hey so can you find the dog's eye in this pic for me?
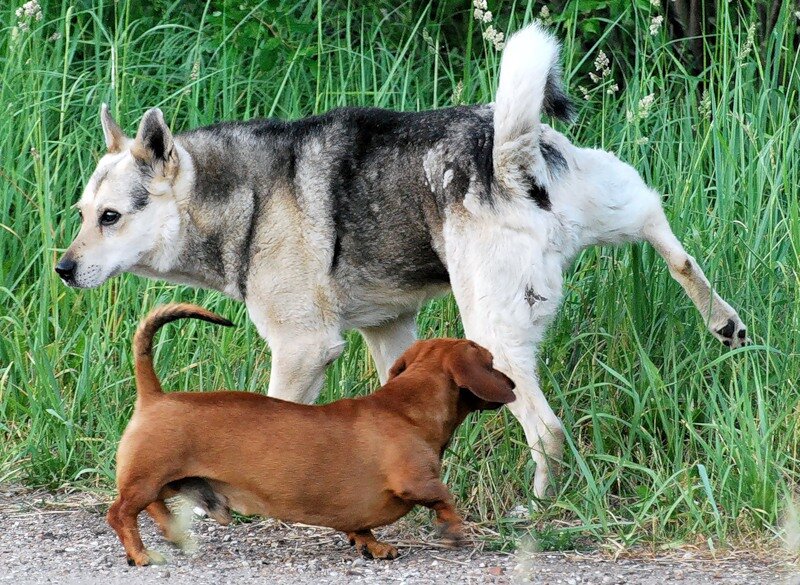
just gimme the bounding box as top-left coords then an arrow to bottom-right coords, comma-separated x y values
99,210 -> 121,226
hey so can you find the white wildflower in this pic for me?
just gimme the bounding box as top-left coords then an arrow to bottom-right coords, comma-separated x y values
474,8 -> 484,20
48,31 -> 61,42
636,136 -> 650,145
649,14 -> 664,35
637,93 -> 655,119
537,5 -> 552,26
482,11 -> 493,23
626,109 -> 635,123
190,61 -> 200,81
578,85 -> 590,101
594,50 -> 610,74
606,82 -> 619,95
482,25 -> 505,51
650,0 -> 659,6
473,0 -> 488,9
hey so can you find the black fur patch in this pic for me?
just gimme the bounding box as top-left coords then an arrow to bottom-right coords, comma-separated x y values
237,192 -> 258,297
543,69 -> 576,122
526,182 -> 551,210
130,183 -> 149,211
541,141 -> 567,174
524,285 -> 547,306
716,319 -> 736,339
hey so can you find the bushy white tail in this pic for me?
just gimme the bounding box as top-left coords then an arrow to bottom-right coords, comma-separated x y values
493,23 -> 572,154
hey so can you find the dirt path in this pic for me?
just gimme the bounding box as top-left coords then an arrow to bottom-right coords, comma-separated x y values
0,486 -> 796,584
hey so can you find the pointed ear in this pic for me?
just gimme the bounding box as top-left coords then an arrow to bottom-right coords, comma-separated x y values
447,343 -> 516,408
131,108 -> 176,172
100,103 -> 128,153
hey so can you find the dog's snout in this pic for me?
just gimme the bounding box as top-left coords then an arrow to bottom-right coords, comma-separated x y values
55,256 -> 77,281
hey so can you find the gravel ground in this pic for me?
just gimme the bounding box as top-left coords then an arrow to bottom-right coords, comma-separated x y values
1,485 -> 797,584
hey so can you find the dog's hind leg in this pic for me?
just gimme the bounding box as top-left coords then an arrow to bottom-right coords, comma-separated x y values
108,491 -> 167,566
145,500 -> 192,549
446,214 -> 565,500
346,530 -> 399,560
359,313 -> 417,383
642,209 -> 748,348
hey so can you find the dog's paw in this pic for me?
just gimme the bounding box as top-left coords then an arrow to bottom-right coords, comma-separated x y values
712,315 -> 749,349
126,549 -> 167,567
437,522 -> 467,547
357,541 -> 399,560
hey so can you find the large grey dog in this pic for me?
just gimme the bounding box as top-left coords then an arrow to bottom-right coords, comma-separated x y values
56,24 -> 747,498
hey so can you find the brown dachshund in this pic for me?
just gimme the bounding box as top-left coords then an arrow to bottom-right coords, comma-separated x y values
108,303 -> 516,566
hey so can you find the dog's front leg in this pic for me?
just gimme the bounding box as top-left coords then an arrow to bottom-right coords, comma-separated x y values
346,530 -> 399,560
359,312 -> 418,383
263,327 -> 346,404
391,475 -> 466,546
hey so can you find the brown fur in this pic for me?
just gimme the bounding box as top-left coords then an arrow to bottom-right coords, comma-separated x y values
108,303 -> 516,566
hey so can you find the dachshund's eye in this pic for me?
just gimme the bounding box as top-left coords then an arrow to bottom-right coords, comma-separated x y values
76,208 -> 83,220
99,210 -> 121,226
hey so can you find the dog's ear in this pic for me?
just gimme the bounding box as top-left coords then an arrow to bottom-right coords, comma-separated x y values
132,108 -> 177,176
387,341 -> 422,381
387,355 -> 407,380
447,343 -> 516,409
100,103 -> 128,153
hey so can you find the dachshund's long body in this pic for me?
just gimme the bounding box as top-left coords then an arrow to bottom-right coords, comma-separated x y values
109,303 -> 516,566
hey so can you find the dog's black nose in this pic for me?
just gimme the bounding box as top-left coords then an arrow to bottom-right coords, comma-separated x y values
55,257 -> 77,281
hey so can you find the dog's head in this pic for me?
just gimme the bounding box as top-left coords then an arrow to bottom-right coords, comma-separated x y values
55,105 -> 187,288
388,339 -> 516,412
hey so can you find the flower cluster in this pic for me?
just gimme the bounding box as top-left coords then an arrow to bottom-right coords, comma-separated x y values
473,1 -> 504,51
626,93 -> 655,123
536,5 -> 553,27
649,14 -> 664,36
586,50 -> 618,95
12,0 -> 42,39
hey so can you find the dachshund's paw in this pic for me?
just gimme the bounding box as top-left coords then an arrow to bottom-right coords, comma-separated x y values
357,540 -> 399,560
126,549 -> 167,566
438,521 -> 467,547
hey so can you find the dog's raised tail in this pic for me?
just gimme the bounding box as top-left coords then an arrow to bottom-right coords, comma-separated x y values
133,303 -> 233,401
493,23 -> 573,154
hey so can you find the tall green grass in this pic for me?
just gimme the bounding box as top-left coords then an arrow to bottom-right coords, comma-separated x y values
0,0 -> 798,550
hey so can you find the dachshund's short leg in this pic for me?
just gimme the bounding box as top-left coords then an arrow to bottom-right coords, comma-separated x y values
346,530 -> 399,560
108,493 -> 167,566
392,477 -> 466,546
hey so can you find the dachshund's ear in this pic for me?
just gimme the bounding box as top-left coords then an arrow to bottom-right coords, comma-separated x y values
387,341 -> 423,381
387,355 -> 407,380
447,343 -> 516,408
